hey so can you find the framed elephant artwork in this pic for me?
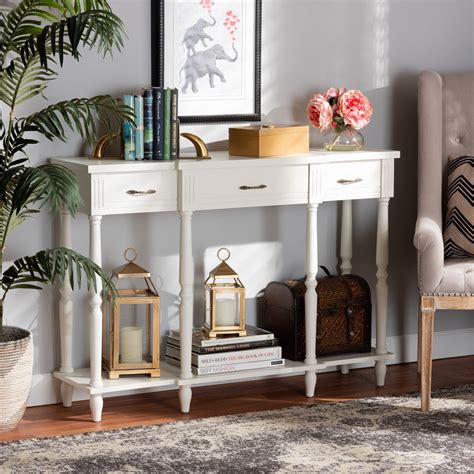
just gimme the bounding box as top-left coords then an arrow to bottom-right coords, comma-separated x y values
151,0 -> 262,123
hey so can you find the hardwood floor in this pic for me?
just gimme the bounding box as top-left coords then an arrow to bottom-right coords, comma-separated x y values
1,356 -> 472,443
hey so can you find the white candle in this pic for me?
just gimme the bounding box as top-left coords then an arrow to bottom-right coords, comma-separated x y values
120,326 -> 143,363
215,299 -> 237,327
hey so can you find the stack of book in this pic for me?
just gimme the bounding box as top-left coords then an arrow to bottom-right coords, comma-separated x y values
122,87 -> 179,161
165,326 -> 284,375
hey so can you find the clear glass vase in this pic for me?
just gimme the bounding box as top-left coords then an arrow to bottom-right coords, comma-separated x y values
323,127 -> 364,151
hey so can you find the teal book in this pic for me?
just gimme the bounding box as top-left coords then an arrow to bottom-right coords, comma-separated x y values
170,88 -> 179,160
143,89 -> 153,160
122,94 -> 135,161
163,88 -> 171,161
134,95 -> 144,160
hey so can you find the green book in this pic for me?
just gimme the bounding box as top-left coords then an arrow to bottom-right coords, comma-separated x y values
163,88 -> 171,160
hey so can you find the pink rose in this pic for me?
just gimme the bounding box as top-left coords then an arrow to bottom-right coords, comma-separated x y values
307,94 -> 333,131
338,89 -> 373,130
324,87 -> 346,100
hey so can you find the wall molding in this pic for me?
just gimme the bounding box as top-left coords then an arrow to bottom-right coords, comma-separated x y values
27,328 -> 474,407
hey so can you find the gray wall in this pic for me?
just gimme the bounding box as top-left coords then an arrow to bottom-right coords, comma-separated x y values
4,0 -> 473,375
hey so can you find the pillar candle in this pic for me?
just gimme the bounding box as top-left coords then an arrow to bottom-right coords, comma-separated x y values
215,299 -> 237,327
120,326 -> 143,363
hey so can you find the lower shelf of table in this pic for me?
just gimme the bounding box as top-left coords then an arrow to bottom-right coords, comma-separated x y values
53,366 -> 179,396
318,349 -> 395,367
53,350 -> 393,396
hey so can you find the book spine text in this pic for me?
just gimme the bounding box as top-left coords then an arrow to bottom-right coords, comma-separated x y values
163,88 -> 171,160
143,89 -> 153,160
152,87 -> 163,160
170,88 -> 178,160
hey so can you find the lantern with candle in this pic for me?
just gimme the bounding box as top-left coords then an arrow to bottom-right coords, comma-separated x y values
204,248 -> 246,338
102,248 -> 160,378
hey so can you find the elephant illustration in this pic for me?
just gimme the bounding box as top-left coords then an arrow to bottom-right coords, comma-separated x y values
182,16 -> 216,57
180,44 -> 238,94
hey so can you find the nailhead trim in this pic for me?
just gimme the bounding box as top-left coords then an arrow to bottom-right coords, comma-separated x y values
421,292 -> 474,297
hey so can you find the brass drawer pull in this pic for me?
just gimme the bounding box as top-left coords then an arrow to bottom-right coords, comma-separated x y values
126,189 -> 157,196
337,178 -> 362,185
239,184 -> 267,190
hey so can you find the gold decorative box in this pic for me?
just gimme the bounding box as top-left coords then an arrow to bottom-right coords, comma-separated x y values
229,125 -> 309,158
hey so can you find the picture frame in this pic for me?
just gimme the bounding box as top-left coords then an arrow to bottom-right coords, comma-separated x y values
151,0 -> 262,124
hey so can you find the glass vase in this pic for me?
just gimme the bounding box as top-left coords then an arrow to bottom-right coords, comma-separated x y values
323,127 -> 364,151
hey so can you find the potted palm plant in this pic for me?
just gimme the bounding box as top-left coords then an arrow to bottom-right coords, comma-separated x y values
0,0 -> 133,432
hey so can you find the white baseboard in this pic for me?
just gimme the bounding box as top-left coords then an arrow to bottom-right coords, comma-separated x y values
27,328 -> 474,407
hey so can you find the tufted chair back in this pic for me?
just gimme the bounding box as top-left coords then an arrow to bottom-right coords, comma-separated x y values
418,71 -> 474,220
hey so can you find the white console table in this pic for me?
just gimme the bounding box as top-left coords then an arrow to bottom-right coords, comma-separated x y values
52,148 -> 399,422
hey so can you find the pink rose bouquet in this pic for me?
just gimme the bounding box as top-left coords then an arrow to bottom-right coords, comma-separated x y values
307,88 -> 373,150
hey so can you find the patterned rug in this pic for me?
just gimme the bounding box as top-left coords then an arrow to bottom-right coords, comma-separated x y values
0,385 -> 472,473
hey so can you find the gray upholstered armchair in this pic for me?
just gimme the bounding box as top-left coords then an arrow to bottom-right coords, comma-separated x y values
414,70 -> 474,411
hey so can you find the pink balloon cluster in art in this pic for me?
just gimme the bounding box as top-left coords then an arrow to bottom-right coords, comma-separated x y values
199,0 -> 214,13
223,9 -> 240,42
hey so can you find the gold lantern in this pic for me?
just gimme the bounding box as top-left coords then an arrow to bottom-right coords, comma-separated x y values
102,248 -> 160,379
204,248 -> 246,338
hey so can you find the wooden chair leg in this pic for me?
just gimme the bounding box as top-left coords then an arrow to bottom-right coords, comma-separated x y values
417,309 -> 422,374
420,297 -> 435,412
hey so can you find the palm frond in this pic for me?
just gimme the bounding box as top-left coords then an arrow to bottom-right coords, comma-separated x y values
1,120 -> 38,161
0,50 -> 58,107
1,247 -> 116,299
0,163 -> 81,247
0,1 -> 63,67
1,0 -> 124,116
24,95 -> 133,143
11,163 -> 82,215
5,7 -> 124,74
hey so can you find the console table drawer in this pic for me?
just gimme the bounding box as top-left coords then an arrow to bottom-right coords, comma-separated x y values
182,165 -> 309,210
92,171 -> 177,215
319,160 -> 381,201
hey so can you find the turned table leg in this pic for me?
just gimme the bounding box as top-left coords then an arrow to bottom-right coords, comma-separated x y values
59,209 -> 74,406
340,200 -> 353,375
304,203 -> 319,397
89,215 -> 103,422
179,211 -> 194,413
375,197 -> 389,387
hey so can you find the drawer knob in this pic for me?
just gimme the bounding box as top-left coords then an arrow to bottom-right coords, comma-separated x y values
239,184 -> 267,190
337,178 -> 362,185
126,189 -> 157,196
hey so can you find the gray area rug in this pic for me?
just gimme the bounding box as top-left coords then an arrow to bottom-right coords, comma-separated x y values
0,385 -> 472,473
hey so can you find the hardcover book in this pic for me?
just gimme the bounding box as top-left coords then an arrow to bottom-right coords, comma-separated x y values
152,87 -> 164,160
163,88 -> 171,161
170,88 -> 178,160
122,94 -> 135,161
168,326 -> 274,348
165,345 -> 282,368
134,95 -> 144,160
165,356 -> 285,375
143,89 -> 153,160
166,335 -> 278,354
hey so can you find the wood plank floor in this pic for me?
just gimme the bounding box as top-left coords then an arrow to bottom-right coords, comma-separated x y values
1,356 -> 472,443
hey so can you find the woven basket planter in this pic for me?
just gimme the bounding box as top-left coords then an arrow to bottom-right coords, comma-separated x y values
0,326 -> 33,433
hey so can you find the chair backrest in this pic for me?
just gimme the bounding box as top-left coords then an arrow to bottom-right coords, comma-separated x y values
418,71 -> 474,211
442,72 -> 474,171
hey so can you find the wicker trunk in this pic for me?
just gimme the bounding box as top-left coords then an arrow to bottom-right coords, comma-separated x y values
262,271 -> 371,361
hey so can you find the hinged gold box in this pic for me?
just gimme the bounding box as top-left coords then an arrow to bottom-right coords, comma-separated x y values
229,125 -> 309,158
